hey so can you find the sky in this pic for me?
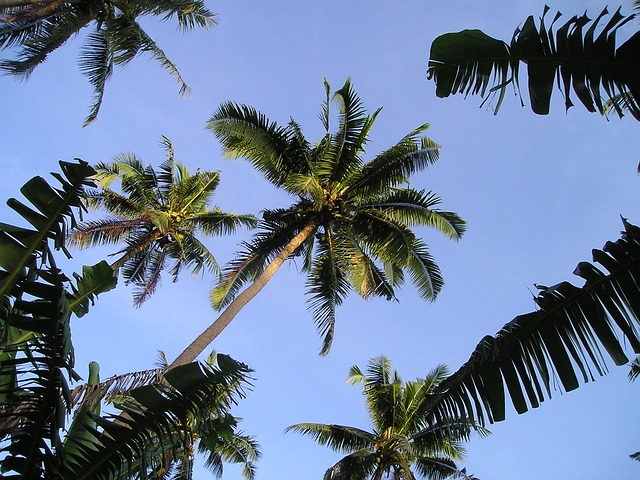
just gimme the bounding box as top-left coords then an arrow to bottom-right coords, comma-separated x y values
2,1 -> 640,479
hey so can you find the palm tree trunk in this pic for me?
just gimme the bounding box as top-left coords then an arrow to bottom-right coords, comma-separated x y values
168,221 -> 317,369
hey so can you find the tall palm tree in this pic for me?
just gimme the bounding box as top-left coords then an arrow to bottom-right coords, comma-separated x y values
70,136 -> 257,306
0,0 -> 216,125
287,356 -> 484,480
427,5 -> 640,120
169,79 -> 466,367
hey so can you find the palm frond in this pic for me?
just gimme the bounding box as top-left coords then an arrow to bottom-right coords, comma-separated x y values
427,218 -> 640,429
323,78 -> 374,183
347,133 -> 440,199
285,423 -> 374,454
365,189 -> 466,240
427,6 -> 640,120
305,229 -> 351,355
79,27 -> 113,127
207,102 -> 311,188
406,239 -> 444,301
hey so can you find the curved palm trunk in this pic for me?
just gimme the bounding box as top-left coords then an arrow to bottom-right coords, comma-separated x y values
169,221 -> 317,369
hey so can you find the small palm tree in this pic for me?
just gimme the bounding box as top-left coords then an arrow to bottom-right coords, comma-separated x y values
287,356 -> 485,480
170,79 -> 465,367
70,136 -> 257,306
0,0 -> 216,125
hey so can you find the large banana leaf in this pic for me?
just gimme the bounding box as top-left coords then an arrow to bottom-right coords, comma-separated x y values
427,218 -> 640,428
427,6 -> 640,119
62,356 -> 252,480
0,160 -> 116,478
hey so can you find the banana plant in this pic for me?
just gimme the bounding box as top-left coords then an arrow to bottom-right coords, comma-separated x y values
0,159 -> 117,477
427,6 -> 640,120
0,160 -> 255,479
426,217 -> 640,430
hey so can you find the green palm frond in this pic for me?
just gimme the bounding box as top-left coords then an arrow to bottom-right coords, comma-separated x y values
80,26 -> 113,126
347,132 -> 440,199
406,239 -> 444,301
285,423 -> 374,453
352,209 -> 416,262
427,218 -> 640,430
427,6 -> 640,120
629,356 -> 640,382
200,430 -> 261,480
207,102 -> 310,188
131,247 -> 166,306
1,0 -> 216,125
305,229 -> 352,355
366,189 -> 465,240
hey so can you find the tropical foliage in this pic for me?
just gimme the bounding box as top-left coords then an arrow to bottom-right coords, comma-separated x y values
287,356 -> 484,480
170,78 -> 465,367
427,5 -> 640,120
423,218 -> 640,432
70,136 -> 257,306
0,0 -> 216,125
0,160 -> 256,479
70,352 -> 261,479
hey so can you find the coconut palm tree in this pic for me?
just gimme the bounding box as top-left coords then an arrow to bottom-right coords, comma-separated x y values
0,0 -> 216,125
287,356 -> 484,480
169,79 -> 466,367
427,5 -> 640,120
70,136 -> 257,306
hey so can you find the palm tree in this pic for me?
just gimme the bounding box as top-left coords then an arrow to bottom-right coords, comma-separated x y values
427,5 -> 640,120
0,0 -> 216,125
169,79 -> 466,367
70,136 -> 257,306
287,356 -> 484,480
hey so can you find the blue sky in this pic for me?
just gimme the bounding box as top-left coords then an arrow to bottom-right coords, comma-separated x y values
2,1 -> 640,478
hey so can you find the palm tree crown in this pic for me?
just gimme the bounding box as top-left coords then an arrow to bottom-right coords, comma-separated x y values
287,356 -> 484,480
0,0 -> 216,125
70,136 -> 257,306
170,78 -> 465,366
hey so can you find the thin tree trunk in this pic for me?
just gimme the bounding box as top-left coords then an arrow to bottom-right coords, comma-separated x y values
168,221 -> 317,369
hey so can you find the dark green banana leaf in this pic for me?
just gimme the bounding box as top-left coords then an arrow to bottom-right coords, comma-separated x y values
62,356 -> 252,480
428,218 -> 640,428
427,6 -> 640,120
0,160 -> 117,478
